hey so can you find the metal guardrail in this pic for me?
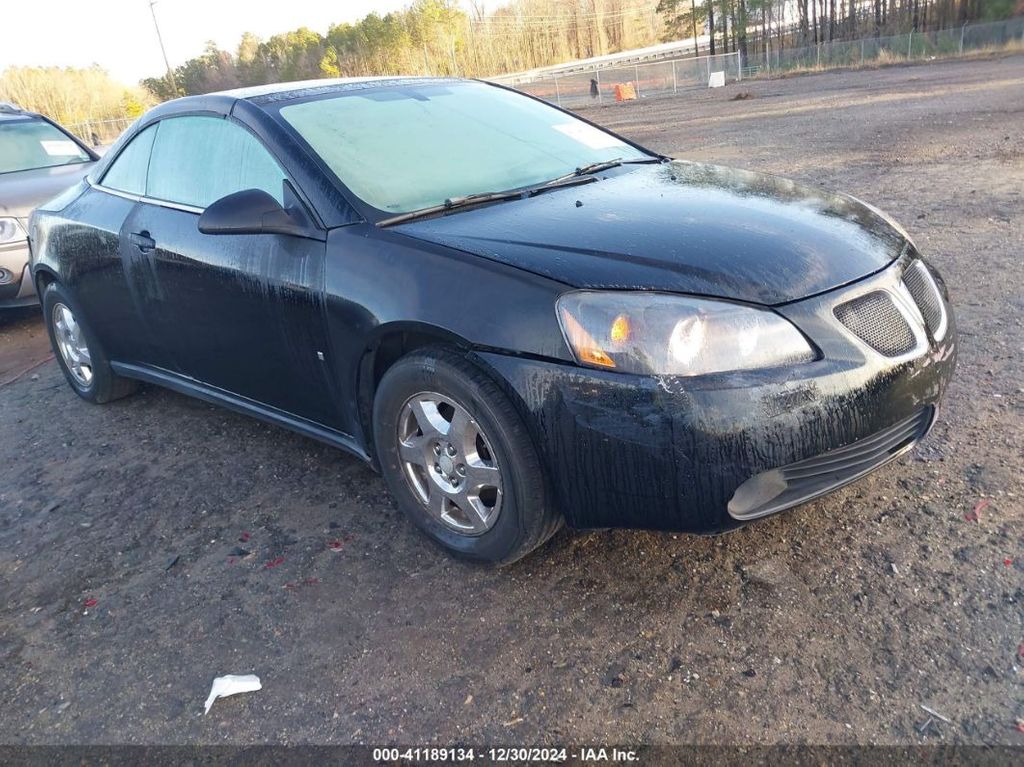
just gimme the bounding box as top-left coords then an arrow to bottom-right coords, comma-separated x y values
489,36 -> 720,86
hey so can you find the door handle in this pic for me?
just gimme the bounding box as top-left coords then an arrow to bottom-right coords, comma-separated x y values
129,231 -> 156,253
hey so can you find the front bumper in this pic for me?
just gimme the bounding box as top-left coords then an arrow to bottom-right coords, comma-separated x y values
477,257 -> 957,533
0,240 -> 37,308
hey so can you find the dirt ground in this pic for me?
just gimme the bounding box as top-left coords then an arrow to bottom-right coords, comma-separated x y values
0,56 -> 1022,747
0,307 -> 51,387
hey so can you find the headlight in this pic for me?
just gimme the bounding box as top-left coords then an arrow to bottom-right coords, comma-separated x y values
0,217 -> 26,245
557,291 -> 816,376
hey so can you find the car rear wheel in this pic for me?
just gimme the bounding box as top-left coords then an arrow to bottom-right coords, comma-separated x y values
373,347 -> 561,564
42,282 -> 138,404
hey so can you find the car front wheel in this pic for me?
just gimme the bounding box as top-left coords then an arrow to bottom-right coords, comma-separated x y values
42,281 -> 138,404
372,347 -> 561,564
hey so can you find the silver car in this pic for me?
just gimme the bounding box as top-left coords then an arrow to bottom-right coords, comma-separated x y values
1,102 -> 97,308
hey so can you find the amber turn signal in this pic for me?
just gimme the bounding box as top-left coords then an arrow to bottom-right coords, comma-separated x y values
610,314 -> 630,344
559,309 -> 616,368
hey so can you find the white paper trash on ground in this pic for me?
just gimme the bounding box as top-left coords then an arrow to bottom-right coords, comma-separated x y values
708,71 -> 726,88
204,674 -> 262,714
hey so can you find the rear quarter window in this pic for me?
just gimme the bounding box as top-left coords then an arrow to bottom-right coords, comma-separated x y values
101,124 -> 158,195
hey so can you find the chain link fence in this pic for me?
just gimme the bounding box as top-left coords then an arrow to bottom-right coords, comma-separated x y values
512,51 -> 742,108
740,16 -> 1023,76
504,16 -> 1022,107
66,116 -> 136,148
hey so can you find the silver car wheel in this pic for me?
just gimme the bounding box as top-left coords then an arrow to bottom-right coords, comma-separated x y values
52,302 -> 93,387
397,391 -> 504,536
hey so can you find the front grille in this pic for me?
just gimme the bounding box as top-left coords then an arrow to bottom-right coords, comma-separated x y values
902,260 -> 947,341
728,407 -> 934,520
834,291 -> 917,357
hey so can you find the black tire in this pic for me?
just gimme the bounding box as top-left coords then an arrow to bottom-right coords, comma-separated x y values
373,347 -> 562,565
42,281 -> 139,404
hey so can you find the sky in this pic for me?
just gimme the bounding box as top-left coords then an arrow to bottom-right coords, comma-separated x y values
1,0 -> 451,86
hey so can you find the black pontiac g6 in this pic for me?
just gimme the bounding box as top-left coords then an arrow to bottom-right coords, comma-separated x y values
29,77 -> 957,563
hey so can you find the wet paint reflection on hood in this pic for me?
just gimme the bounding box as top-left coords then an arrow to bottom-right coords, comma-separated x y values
396,160 -> 908,306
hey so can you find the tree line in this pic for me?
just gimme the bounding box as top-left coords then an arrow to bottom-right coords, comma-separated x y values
2,0 -> 1017,122
0,66 -> 153,132
142,0 -> 1017,100
657,0 -> 1019,62
143,0 -> 673,99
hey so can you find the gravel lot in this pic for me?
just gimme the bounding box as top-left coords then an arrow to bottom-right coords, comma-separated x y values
1,56 -> 1022,746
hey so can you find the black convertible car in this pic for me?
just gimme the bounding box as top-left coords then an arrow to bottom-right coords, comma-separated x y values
29,77 -> 956,563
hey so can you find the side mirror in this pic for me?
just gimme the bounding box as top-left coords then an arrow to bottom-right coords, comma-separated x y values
198,188 -> 309,237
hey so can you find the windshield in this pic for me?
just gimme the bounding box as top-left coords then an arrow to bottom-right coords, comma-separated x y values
277,81 -> 650,214
0,118 -> 90,174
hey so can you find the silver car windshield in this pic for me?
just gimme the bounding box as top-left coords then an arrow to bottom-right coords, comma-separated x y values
278,81 -> 649,214
0,119 -> 90,174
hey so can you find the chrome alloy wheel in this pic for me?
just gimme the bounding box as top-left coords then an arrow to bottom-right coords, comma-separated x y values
397,392 -> 504,536
52,303 -> 93,387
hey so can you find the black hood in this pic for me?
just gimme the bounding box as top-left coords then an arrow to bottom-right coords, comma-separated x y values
395,160 -> 909,305
0,162 -> 96,219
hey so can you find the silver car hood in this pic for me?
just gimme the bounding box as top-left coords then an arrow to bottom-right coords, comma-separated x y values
0,162 -> 96,219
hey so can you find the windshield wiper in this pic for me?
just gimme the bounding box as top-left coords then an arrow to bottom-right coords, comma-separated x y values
378,189 -> 528,227
526,174 -> 597,196
576,158 -> 626,176
377,157 -> 662,227
542,156 -> 664,188
378,176 -> 597,227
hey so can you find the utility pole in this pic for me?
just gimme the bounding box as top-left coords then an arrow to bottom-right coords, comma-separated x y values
691,0 -> 699,57
149,0 -> 177,95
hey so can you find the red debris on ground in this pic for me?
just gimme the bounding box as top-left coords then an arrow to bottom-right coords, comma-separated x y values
284,578 -> 320,591
964,499 -> 990,522
239,532 -> 251,542
1005,558 -> 1013,567
264,556 -> 285,569
83,598 -> 98,608
328,534 -> 355,552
